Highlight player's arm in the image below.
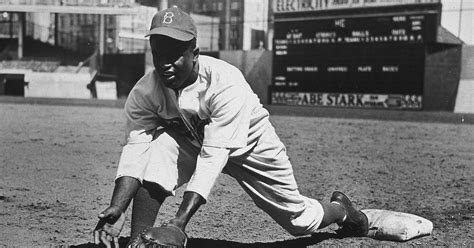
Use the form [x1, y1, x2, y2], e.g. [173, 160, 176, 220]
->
[167, 192, 205, 231]
[94, 176, 141, 247]
[107, 176, 142, 212]
[95, 85, 161, 246]
[168, 146, 230, 230]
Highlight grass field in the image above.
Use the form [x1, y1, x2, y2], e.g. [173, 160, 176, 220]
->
[0, 98, 472, 247]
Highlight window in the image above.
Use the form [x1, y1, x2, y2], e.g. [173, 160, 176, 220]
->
[230, 27, 238, 39]
[231, 9, 240, 16]
[195, 3, 201, 11]
[108, 16, 114, 25]
[231, 1, 239, 10]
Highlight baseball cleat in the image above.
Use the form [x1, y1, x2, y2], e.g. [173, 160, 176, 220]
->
[330, 191, 369, 237]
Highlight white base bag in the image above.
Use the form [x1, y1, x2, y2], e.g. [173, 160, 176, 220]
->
[361, 209, 433, 241]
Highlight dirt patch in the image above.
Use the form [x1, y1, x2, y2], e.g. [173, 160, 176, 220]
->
[0, 103, 472, 247]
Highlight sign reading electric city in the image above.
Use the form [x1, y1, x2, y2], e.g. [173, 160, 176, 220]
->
[271, 0, 441, 109]
[274, 0, 440, 13]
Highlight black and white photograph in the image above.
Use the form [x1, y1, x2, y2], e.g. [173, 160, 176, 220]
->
[0, 0, 472, 247]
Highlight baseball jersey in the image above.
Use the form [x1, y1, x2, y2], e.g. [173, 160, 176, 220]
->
[117, 55, 270, 200]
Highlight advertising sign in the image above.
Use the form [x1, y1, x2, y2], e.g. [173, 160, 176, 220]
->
[274, 0, 440, 13]
[271, 91, 422, 109]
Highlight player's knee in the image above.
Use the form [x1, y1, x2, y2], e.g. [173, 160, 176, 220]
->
[274, 218, 312, 236]
[277, 213, 318, 236]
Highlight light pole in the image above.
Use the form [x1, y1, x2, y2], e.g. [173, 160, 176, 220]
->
[458, 0, 463, 37]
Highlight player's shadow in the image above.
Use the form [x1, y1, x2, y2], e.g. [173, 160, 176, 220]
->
[188, 232, 341, 248]
[70, 232, 341, 248]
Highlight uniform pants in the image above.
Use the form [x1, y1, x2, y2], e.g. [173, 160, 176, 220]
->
[119, 123, 324, 236]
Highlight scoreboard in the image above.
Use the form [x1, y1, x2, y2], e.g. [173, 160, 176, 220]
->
[273, 43, 425, 94]
[274, 13, 438, 47]
[271, 6, 440, 109]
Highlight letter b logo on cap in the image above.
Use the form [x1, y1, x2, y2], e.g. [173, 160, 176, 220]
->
[147, 7, 197, 41]
[163, 12, 174, 24]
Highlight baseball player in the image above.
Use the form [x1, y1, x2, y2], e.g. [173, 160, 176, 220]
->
[94, 6, 368, 247]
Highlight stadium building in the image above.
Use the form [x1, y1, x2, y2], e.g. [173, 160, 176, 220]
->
[0, 0, 472, 112]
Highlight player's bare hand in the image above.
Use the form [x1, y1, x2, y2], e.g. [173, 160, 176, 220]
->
[94, 206, 125, 248]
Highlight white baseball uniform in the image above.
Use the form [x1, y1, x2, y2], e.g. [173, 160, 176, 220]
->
[116, 55, 324, 236]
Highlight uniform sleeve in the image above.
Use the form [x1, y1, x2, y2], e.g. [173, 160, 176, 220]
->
[185, 145, 230, 201]
[115, 89, 162, 183]
[202, 78, 251, 148]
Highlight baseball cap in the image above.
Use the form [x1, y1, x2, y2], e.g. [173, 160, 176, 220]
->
[146, 6, 197, 41]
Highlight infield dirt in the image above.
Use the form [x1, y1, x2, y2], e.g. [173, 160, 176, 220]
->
[0, 102, 472, 247]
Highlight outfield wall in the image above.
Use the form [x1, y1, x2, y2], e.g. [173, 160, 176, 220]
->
[424, 44, 462, 111]
[24, 71, 92, 99]
[461, 46, 474, 79]
[454, 46, 474, 113]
